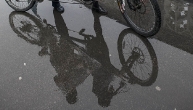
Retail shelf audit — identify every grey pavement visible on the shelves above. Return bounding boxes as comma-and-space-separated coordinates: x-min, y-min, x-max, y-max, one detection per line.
0, 0, 193, 110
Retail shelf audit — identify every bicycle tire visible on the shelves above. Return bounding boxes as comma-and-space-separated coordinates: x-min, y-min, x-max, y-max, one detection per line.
117, 0, 161, 37
5, 0, 36, 11
9, 11, 43, 45
118, 29, 158, 86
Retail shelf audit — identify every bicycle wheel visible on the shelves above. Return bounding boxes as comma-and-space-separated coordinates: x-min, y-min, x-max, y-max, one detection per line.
6, 0, 36, 11
118, 29, 158, 86
117, 0, 161, 37
9, 11, 43, 45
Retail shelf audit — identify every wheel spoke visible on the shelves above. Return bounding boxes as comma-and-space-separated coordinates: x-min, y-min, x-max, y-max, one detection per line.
121, 0, 160, 36
6, 0, 35, 11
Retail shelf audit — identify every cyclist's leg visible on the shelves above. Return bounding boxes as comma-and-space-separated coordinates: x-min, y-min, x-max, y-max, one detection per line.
92, 0, 108, 15
52, 0, 64, 13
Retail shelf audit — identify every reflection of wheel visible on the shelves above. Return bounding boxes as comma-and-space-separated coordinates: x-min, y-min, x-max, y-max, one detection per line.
118, 29, 158, 86
117, 0, 161, 37
9, 11, 43, 45
6, 0, 36, 11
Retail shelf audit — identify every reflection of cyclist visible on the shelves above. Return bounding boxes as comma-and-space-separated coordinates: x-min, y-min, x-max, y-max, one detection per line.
86, 11, 122, 107
51, 10, 97, 104
51, 10, 78, 104
51, 10, 79, 104
52, 0, 107, 14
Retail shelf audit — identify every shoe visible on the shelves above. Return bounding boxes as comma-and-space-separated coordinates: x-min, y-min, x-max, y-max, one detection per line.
52, 0, 65, 13
92, 1, 108, 15
54, 5, 64, 13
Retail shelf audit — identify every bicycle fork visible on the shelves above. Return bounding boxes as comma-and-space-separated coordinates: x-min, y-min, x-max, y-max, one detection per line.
117, 0, 126, 13
118, 0, 144, 13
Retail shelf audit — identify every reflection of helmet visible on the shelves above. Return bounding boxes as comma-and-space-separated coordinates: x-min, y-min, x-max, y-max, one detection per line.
66, 89, 78, 104
37, 0, 44, 3
98, 96, 111, 107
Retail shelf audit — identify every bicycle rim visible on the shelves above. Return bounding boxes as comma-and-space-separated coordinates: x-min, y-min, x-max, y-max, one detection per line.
6, 0, 36, 11
9, 12, 42, 45
118, 29, 158, 86
118, 0, 161, 37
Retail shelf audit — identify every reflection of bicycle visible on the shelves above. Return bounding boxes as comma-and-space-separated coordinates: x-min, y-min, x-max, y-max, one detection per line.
118, 29, 158, 86
9, 11, 158, 107
9, 11, 158, 87
6, 0, 161, 37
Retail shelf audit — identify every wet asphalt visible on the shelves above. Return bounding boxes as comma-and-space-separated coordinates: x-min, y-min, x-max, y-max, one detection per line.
0, 0, 193, 110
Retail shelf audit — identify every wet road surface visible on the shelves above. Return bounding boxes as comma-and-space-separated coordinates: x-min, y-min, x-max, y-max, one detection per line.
1, 0, 193, 110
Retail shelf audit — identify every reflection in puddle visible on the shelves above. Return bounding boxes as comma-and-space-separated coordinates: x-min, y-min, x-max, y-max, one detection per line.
8, 7, 158, 108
